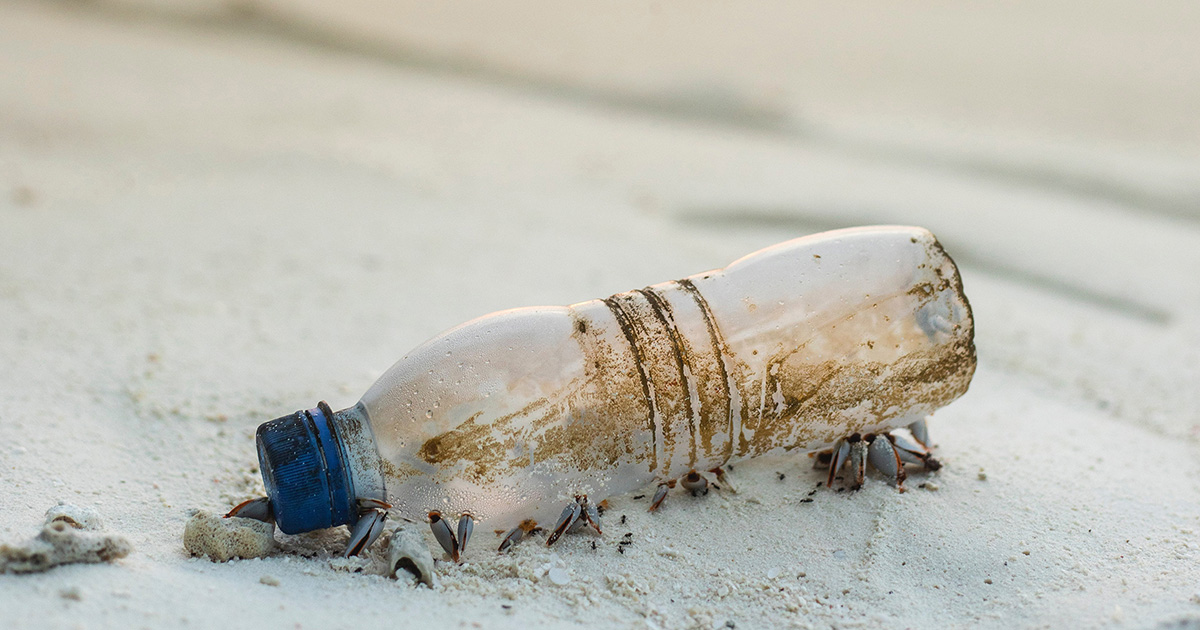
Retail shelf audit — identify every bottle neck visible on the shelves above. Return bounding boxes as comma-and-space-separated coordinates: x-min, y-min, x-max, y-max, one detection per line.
331, 402, 387, 508
255, 402, 386, 535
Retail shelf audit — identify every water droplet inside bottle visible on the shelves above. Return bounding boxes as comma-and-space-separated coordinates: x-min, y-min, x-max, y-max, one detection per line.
425, 410, 433, 419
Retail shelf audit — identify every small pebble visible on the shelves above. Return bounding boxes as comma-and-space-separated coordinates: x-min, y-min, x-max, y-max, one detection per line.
984, 578, 993, 585
260, 575, 280, 587
547, 567, 571, 585
924, 482, 940, 491
977, 470, 988, 481
59, 586, 82, 601
767, 567, 780, 579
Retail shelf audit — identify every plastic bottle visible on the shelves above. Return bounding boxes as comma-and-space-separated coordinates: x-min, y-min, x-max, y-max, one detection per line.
254, 226, 975, 536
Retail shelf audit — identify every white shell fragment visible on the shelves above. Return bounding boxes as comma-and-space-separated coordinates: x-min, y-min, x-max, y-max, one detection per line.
547, 567, 571, 585
358, 226, 976, 532
183, 511, 275, 562
0, 504, 132, 574
388, 526, 437, 588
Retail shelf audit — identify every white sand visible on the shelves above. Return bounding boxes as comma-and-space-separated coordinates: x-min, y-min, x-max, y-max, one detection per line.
2, 2, 1199, 628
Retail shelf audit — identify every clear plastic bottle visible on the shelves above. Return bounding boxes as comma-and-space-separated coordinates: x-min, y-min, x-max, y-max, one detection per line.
255, 226, 975, 536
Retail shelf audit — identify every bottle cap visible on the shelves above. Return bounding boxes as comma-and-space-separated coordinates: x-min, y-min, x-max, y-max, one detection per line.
255, 402, 356, 535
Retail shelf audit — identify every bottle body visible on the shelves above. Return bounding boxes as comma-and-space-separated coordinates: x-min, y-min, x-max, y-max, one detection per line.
355, 226, 975, 533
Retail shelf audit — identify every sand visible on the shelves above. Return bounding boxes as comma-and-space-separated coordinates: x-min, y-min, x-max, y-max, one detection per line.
1, 1, 1199, 628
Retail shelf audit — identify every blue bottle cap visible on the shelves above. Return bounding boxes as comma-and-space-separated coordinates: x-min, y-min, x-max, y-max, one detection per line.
256, 402, 357, 535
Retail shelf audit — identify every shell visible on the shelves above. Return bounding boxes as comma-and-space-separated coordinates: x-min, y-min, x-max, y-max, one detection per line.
388, 526, 437, 587
359, 226, 976, 532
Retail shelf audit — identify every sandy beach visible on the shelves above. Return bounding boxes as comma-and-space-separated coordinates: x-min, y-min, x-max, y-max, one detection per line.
2, 1, 1199, 628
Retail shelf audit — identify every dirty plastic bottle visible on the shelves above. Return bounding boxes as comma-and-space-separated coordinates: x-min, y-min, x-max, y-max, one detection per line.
254, 226, 975, 535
